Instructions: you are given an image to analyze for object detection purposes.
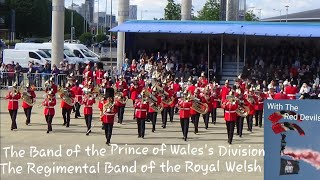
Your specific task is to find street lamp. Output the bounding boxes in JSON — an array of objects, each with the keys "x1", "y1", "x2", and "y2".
[
  {"x1": 273, "y1": 9, "x2": 282, "y2": 22},
  {"x1": 140, "y1": 10, "x2": 148, "y2": 20},
  {"x1": 285, "y1": 5, "x2": 289, "y2": 22}
]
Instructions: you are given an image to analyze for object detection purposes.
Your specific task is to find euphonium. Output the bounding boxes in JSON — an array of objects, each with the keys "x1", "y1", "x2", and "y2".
[
  {"x1": 115, "y1": 91, "x2": 128, "y2": 104},
  {"x1": 21, "y1": 91, "x2": 35, "y2": 106},
  {"x1": 59, "y1": 87, "x2": 74, "y2": 106},
  {"x1": 101, "y1": 98, "x2": 115, "y2": 118},
  {"x1": 236, "y1": 104, "x2": 250, "y2": 117},
  {"x1": 189, "y1": 95, "x2": 208, "y2": 114},
  {"x1": 142, "y1": 89, "x2": 163, "y2": 112}
]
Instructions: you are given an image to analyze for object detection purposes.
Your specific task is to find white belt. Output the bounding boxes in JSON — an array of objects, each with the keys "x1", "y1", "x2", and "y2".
[
  {"x1": 85, "y1": 106, "x2": 92, "y2": 108},
  {"x1": 214, "y1": 99, "x2": 220, "y2": 101},
  {"x1": 225, "y1": 111, "x2": 236, "y2": 113},
  {"x1": 181, "y1": 108, "x2": 190, "y2": 110},
  {"x1": 9, "y1": 100, "x2": 18, "y2": 102},
  {"x1": 76, "y1": 95, "x2": 82, "y2": 97},
  {"x1": 258, "y1": 102, "x2": 263, "y2": 104},
  {"x1": 97, "y1": 78, "x2": 103, "y2": 79},
  {"x1": 45, "y1": 106, "x2": 54, "y2": 108},
  {"x1": 287, "y1": 94, "x2": 295, "y2": 97},
  {"x1": 105, "y1": 113, "x2": 115, "y2": 115},
  {"x1": 136, "y1": 109, "x2": 147, "y2": 111}
]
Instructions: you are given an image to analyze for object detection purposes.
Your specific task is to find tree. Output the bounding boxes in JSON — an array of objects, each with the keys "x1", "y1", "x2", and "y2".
[
  {"x1": 197, "y1": 0, "x2": 220, "y2": 21},
  {"x1": 79, "y1": 32, "x2": 93, "y2": 46},
  {"x1": 245, "y1": 10, "x2": 259, "y2": 21},
  {"x1": 164, "y1": 0, "x2": 181, "y2": 20}
]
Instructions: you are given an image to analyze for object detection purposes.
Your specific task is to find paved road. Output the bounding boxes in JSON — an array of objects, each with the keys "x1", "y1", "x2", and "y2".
[{"x1": 0, "y1": 90, "x2": 264, "y2": 180}]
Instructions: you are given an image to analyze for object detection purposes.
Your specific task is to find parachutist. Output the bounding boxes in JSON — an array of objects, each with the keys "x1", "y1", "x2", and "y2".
[{"x1": 280, "y1": 133, "x2": 286, "y2": 155}]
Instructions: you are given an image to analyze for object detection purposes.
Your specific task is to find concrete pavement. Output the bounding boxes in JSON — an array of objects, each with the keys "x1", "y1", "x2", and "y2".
[{"x1": 0, "y1": 90, "x2": 264, "y2": 180}]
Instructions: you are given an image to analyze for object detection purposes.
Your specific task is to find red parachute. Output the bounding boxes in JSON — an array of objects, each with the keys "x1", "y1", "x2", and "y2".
[
  {"x1": 272, "y1": 122, "x2": 305, "y2": 136},
  {"x1": 268, "y1": 110, "x2": 301, "y2": 124}
]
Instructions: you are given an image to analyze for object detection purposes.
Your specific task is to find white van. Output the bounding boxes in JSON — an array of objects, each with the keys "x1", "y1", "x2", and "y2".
[
  {"x1": 2, "y1": 49, "x2": 51, "y2": 68},
  {"x1": 64, "y1": 43, "x2": 99, "y2": 63},
  {"x1": 15, "y1": 43, "x2": 82, "y2": 64}
]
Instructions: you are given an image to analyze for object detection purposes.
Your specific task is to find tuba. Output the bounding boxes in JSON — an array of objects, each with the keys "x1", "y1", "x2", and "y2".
[
  {"x1": 115, "y1": 91, "x2": 128, "y2": 104},
  {"x1": 236, "y1": 104, "x2": 250, "y2": 117},
  {"x1": 59, "y1": 86, "x2": 74, "y2": 106},
  {"x1": 21, "y1": 91, "x2": 35, "y2": 106},
  {"x1": 188, "y1": 95, "x2": 208, "y2": 114},
  {"x1": 141, "y1": 89, "x2": 163, "y2": 112}
]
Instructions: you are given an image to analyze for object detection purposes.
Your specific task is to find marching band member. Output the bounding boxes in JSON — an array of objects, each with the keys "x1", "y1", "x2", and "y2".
[
  {"x1": 134, "y1": 93, "x2": 149, "y2": 138},
  {"x1": 220, "y1": 80, "x2": 232, "y2": 102},
  {"x1": 99, "y1": 88, "x2": 117, "y2": 145},
  {"x1": 94, "y1": 63, "x2": 105, "y2": 85},
  {"x1": 71, "y1": 82, "x2": 83, "y2": 118},
  {"x1": 42, "y1": 90, "x2": 56, "y2": 133},
  {"x1": 200, "y1": 87, "x2": 212, "y2": 130},
  {"x1": 254, "y1": 88, "x2": 265, "y2": 128},
  {"x1": 83, "y1": 65, "x2": 93, "y2": 79},
  {"x1": 187, "y1": 80, "x2": 197, "y2": 95},
  {"x1": 235, "y1": 87, "x2": 245, "y2": 138},
  {"x1": 82, "y1": 89, "x2": 96, "y2": 135},
  {"x1": 148, "y1": 87, "x2": 162, "y2": 132},
  {"x1": 190, "y1": 89, "x2": 201, "y2": 133},
  {"x1": 266, "y1": 87, "x2": 275, "y2": 100},
  {"x1": 22, "y1": 83, "x2": 36, "y2": 125},
  {"x1": 130, "y1": 77, "x2": 141, "y2": 119},
  {"x1": 245, "y1": 90, "x2": 256, "y2": 133},
  {"x1": 115, "y1": 75, "x2": 128, "y2": 124},
  {"x1": 173, "y1": 78, "x2": 182, "y2": 114},
  {"x1": 45, "y1": 77, "x2": 58, "y2": 95},
  {"x1": 284, "y1": 82, "x2": 298, "y2": 100},
  {"x1": 222, "y1": 91, "x2": 239, "y2": 145},
  {"x1": 274, "y1": 89, "x2": 288, "y2": 100},
  {"x1": 178, "y1": 91, "x2": 192, "y2": 141},
  {"x1": 197, "y1": 72, "x2": 209, "y2": 88},
  {"x1": 211, "y1": 83, "x2": 220, "y2": 124},
  {"x1": 60, "y1": 83, "x2": 75, "y2": 127},
  {"x1": 6, "y1": 82, "x2": 21, "y2": 131}
]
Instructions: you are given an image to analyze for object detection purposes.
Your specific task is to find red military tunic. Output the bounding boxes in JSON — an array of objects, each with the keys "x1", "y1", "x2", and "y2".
[
  {"x1": 138, "y1": 79, "x2": 145, "y2": 89},
  {"x1": 115, "y1": 80, "x2": 128, "y2": 93},
  {"x1": 244, "y1": 96, "x2": 257, "y2": 116},
  {"x1": 45, "y1": 84, "x2": 58, "y2": 95},
  {"x1": 220, "y1": 85, "x2": 232, "y2": 102},
  {"x1": 197, "y1": 78, "x2": 208, "y2": 88},
  {"x1": 274, "y1": 92, "x2": 288, "y2": 100},
  {"x1": 71, "y1": 86, "x2": 83, "y2": 104},
  {"x1": 99, "y1": 99, "x2": 118, "y2": 124},
  {"x1": 95, "y1": 69, "x2": 104, "y2": 85},
  {"x1": 254, "y1": 93, "x2": 265, "y2": 111},
  {"x1": 223, "y1": 100, "x2": 238, "y2": 121},
  {"x1": 82, "y1": 97, "x2": 96, "y2": 115},
  {"x1": 130, "y1": 83, "x2": 141, "y2": 101},
  {"x1": 22, "y1": 90, "x2": 36, "y2": 109},
  {"x1": 60, "y1": 90, "x2": 75, "y2": 109},
  {"x1": 211, "y1": 89, "x2": 221, "y2": 109},
  {"x1": 42, "y1": 98, "x2": 56, "y2": 116},
  {"x1": 178, "y1": 99, "x2": 192, "y2": 118},
  {"x1": 284, "y1": 85, "x2": 298, "y2": 100},
  {"x1": 134, "y1": 100, "x2": 149, "y2": 118},
  {"x1": 187, "y1": 85, "x2": 196, "y2": 95},
  {"x1": 200, "y1": 94, "x2": 213, "y2": 113},
  {"x1": 6, "y1": 91, "x2": 21, "y2": 110}
]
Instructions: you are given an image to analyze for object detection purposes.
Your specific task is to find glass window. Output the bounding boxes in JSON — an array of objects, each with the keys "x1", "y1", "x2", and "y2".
[{"x1": 29, "y1": 52, "x2": 41, "y2": 60}]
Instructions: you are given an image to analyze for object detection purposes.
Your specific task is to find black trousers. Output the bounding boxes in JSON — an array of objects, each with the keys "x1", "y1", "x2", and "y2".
[
  {"x1": 24, "y1": 107, "x2": 32, "y2": 124},
  {"x1": 117, "y1": 106, "x2": 125, "y2": 123},
  {"x1": 191, "y1": 113, "x2": 200, "y2": 133},
  {"x1": 226, "y1": 121, "x2": 236, "y2": 144},
  {"x1": 9, "y1": 110, "x2": 18, "y2": 130},
  {"x1": 75, "y1": 102, "x2": 81, "y2": 117},
  {"x1": 236, "y1": 116, "x2": 244, "y2": 137},
  {"x1": 180, "y1": 118, "x2": 190, "y2": 140},
  {"x1": 132, "y1": 100, "x2": 136, "y2": 119},
  {"x1": 62, "y1": 108, "x2": 72, "y2": 127},
  {"x1": 85, "y1": 114, "x2": 92, "y2": 131},
  {"x1": 211, "y1": 108, "x2": 217, "y2": 124},
  {"x1": 45, "y1": 115, "x2": 53, "y2": 131},
  {"x1": 202, "y1": 112, "x2": 210, "y2": 129},
  {"x1": 246, "y1": 115, "x2": 253, "y2": 132},
  {"x1": 169, "y1": 107, "x2": 174, "y2": 122},
  {"x1": 255, "y1": 110, "x2": 263, "y2": 127},
  {"x1": 149, "y1": 112, "x2": 158, "y2": 132},
  {"x1": 104, "y1": 123, "x2": 114, "y2": 144},
  {"x1": 137, "y1": 118, "x2": 146, "y2": 137},
  {"x1": 161, "y1": 107, "x2": 170, "y2": 127}
]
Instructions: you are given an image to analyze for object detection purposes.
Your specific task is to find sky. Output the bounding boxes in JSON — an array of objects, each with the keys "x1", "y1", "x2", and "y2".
[{"x1": 65, "y1": 0, "x2": 320, "y2": 20}]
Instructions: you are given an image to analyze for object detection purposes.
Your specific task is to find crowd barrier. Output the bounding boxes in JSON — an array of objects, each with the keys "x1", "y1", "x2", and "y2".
[{"x1": 0, "y1": 72, "x2": 87, "y2": 90}]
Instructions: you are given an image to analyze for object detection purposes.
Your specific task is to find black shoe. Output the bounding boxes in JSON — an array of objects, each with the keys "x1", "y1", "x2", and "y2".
[
  {"x1": 63, "y1": 122, "x2": 66, "y2": 126},
  {"x1": 142, "y1": 136, "x2": 144, "y2": 139},
  {"x1": 184, "y1": 137, "x2": 187, "y2": 141},
  {"x1": 11, "y1": 128, "x2": 13, "y2": 131},
  {"x1": 138, "y1": 136, "x2": 141, "y2": 138},
  {"x1": 47, "y1": 130, "x2": 49, "y2": 133},
  {"x1": 152, "y1": 129, "x2": 155, "y2": 133},
  {"x1": 194, "y1": 131, "x2": 197, "y2": 134},
  {"x1": 146, "y1": 119, "x2": 150, "y2": 122},
  {"x1": 66, "y1": 124, "x2": 70, "y2": 128},
  {"x1": 26, "y1": 122, "x2": 29, "y2": 125},
  {"x1": 75, "y1": 116, "x2": 78, "y2": 119},
  {"x1": 170, "y1": 120, "x2": 173, "y2": 122},
  {"x1": 78, "y1": 115, "x2": 82, "y2": 117},
  {"x1": 239, "y1": 135, "x2": 242, "y2": 138},
  {"x1": 255, "y1": 124, "x2": 258, "y2": 126},
  {"x1": 213, "y1": 121, "x2": 216, "y2": 125}
]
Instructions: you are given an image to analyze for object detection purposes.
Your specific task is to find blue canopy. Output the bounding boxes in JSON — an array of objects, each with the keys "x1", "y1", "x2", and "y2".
[{"x1": 110, "y1": 20, "x2": 320, "y2": 37}]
